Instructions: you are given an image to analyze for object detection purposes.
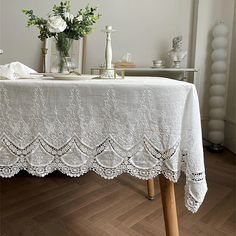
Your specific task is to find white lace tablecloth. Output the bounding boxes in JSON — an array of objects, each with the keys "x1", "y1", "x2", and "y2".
[{"x1": 0, "y1": 76, "x2": 207, "y2": 212}]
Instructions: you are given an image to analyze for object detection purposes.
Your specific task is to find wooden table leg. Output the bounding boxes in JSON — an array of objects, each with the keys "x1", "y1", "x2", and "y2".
[
  {"x1": 159, "y1": 175, "x2": 179, "y2": 236},
  {"x1": 147, "y1": 178, "x2": 155, "y2": 200}
]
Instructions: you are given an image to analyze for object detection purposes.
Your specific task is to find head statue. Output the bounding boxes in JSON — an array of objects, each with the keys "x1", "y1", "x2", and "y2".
[{"x1": 172, "y1": 36, "x2": 183, "y2": 50}]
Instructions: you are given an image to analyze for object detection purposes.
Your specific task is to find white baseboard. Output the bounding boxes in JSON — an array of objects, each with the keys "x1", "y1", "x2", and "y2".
[
  {"x1": 201, "y1": 118, "x2": 208, "y2": 140},
  {"x1": 225, "y1": 120, "x2": 236, "y2": 154},
  {"x1": 201, "y1": 115, "x2": 236, "y2": 154}
]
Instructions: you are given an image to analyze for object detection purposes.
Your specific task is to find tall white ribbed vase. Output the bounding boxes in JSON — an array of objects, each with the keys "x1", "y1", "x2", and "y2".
[{"x1": 208, "y1": 22, "x2": 228, "y2": 152}]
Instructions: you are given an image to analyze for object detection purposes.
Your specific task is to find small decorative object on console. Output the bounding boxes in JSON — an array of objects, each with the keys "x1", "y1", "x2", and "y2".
[
  {"x1": 23, "y1": 0, "x2": 100, "y2": 73},
  {"x1": 115, "y1": 53, "x2": 136, "y2": 68},
  {"x1": 152, "y1": 60, "x2": 164, "y2": 68},
  {"x1": 168, "y1": 36, "x2": 187, "y2": 68}
]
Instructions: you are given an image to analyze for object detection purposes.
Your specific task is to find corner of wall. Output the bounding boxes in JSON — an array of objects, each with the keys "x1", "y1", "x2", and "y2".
[
  {"x1": 225, "y1": 1, "x2": 236, "y2": 154},
  {"x1": 0, "y1": 0, "x2": 2, "y2": 64},
  {"x1": 194, "y1": 0, "x2": 236, "y2": 154}
]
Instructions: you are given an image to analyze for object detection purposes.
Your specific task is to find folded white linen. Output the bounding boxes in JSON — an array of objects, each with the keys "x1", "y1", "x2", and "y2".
[{"x1": 0, "y1": 61, "x2": 39, "y2": 80}]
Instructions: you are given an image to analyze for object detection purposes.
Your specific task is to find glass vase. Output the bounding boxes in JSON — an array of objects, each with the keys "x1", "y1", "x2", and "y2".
[{"x1": 55, "y1": 32, "x2": 73, "y2": 73}]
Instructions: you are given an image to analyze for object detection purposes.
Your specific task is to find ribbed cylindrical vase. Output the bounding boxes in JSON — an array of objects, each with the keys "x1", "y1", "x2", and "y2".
[{"x1": 208, "y1": 22, "x2": 228, "y2": 152}]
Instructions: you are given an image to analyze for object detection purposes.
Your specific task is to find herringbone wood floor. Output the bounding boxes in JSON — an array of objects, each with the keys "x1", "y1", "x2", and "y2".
[{"x1": 0, "y1": 150, "x2": 235, "y2": 236}]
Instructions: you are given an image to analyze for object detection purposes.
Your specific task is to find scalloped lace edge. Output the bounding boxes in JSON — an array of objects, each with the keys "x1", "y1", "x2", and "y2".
[{"x1": 0, "y1": 162, "x2": 205, "y2": 213}]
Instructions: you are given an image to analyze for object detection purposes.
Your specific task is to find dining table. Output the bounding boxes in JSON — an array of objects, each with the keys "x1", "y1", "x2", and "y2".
[{"x1": 0, "y1": 75, "x2": 208, "y2": 236}]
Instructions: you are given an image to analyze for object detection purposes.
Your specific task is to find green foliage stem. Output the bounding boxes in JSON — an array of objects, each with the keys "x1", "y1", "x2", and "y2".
[{"x1": 22, "y1": 1, "x2": 100, "y2": 41}]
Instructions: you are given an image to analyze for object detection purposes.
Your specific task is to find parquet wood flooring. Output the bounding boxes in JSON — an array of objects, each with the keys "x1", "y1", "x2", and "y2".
[{"x1": 0, "y1": 149, "x2": 235, "y2": 236}]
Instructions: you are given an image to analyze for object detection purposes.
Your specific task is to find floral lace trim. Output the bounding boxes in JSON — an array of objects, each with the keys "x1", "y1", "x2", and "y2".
[
  {"x1": 0, "y1": 135, "x2": 206, "y2": 213},
  {"x1": 184, "y1": 181, "x2": 207, "y2": 213},
  {"x1": 185, "y1": 188, "x2": 201, "y2": 213}
]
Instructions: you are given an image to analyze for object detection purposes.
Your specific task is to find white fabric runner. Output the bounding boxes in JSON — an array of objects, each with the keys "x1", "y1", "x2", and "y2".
[
  {"x1": 0, "y1": 62, "x2": 40, "y2": 80},
  {"x1": 0, "y1": 76, "x2": 207, "y2": 212}
]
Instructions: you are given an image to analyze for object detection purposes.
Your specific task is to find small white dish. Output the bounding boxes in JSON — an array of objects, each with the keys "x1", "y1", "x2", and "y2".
[
  {"x1": 150, "y1": 66, "x2": 165, "y2": 69},
  {"x1": 51, "y1": 74, "x2": 93, "y2": 80},
  {"x1": 52, "y1": 73, "x2": 81, "y2": 80},
  {"x1": 20, "y1": 75, "x2": 44, "y2": 79}
]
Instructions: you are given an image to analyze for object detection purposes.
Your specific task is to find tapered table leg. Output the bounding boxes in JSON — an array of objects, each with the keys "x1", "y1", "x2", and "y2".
[
  {"x1": 159, "y1": 175, "x2": 179, "y2": 236},
  {"x1": 147, "y1": 178, "x2": 155, "y2": 200}
]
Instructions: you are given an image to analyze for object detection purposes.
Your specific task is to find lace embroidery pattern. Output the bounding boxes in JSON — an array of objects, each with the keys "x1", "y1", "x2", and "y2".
[
  {"x1": 0, "y1": 81, "x2": 207, "y2": 213},
  {"x1": 0, "y1": 134, "x2": 205, "y2": 212}
]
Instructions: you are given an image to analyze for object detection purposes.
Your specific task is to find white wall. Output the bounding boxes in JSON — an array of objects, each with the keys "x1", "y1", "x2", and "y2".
[
  {"x1": 225, "y1": 2, "x2": 236, "y2": 153},
  {"x1": 0, "y1": 0, "x2": 3, "y2": 64},
  {"x1": 0, "y1": 0, "x2": 193, "y2": 71},
  {"x1": 84, "y1": 0, "x2": 194, "y2": 71}
]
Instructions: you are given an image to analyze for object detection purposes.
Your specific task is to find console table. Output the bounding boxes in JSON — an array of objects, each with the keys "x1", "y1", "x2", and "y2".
[{"x1": 91, "y1": 67, "x2": 199, "y2": 81}]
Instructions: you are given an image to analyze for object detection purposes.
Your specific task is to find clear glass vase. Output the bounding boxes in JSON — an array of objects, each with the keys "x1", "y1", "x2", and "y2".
[{"x1": 54, "y1": 33, "x2": 73, "y2": 73}]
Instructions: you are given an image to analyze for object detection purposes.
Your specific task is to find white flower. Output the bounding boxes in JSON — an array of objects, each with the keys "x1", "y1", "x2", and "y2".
[
  {"x1": 64, "y1": 12, "x2": 74, "y2": 22},
  {"x1": 47, "y1": 16, "x2": 67, "y2": 33},
  {"x1": 76, "y1": 15, "x2": 83, "y2": 22}
]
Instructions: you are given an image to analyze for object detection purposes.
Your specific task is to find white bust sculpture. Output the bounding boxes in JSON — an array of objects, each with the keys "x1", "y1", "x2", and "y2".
[{"x1": 168, "y1": 36, "x2": 187, "y2": 68}]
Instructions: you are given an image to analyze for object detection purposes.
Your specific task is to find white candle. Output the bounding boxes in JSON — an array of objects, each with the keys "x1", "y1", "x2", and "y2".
[
  {"x1": 105, "y1": 29, "x2": 112, "y2": 69},
  {"x1": 106, "y1": 25, "x2": 112, "y2": 31}
]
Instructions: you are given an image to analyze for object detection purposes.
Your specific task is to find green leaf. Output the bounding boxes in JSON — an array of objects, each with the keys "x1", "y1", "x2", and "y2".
[{"x1": 22, "y1": 0, "x2": 101, "y2": 40}]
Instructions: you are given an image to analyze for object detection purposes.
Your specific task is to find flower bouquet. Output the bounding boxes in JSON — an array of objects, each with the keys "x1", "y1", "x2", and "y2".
[{"x1": 23, "y1": 0, "x2": 100, "y2": 72}]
